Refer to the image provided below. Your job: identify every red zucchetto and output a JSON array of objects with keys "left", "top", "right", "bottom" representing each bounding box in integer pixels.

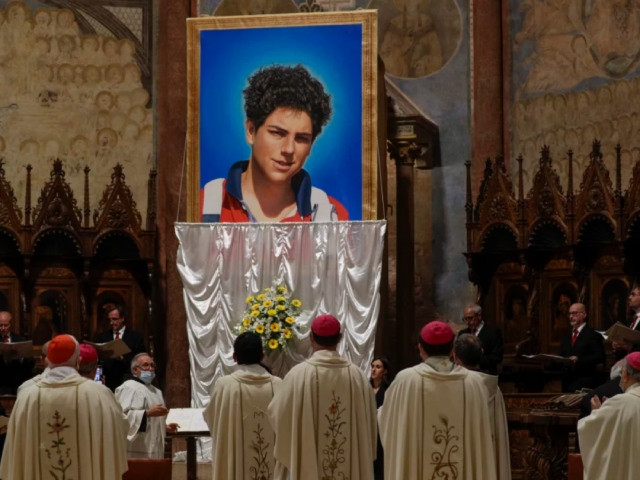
[
  {"left": 79, "top": 343, "right": 98, "bottom": 364},
  {"left": 311, "top": 314, "right": 341, "bottom": 336},
  {"left": 420, "top": 321, "right": 454, "bottom": 345},
  {"left": 626, "top": 352, "right": 640, "bottom": 370},
  {"left": 47, "top": 334, "right": 77, "bottom": 364}
]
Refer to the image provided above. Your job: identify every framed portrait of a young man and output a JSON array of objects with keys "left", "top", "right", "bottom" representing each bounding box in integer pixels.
[{"left": 186, "top": 11, "right": 378, "bottom": 222}]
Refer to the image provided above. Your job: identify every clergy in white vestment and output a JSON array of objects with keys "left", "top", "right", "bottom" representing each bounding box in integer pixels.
[
  {"left": 453, "top": 333, "right": 512, "bottom": 480},
  {"left": 268, "top": 314, "right": 377, "bottom": 480},
  {"left": 0, "top": 334, "right": 129, "bottom": 480},
  {"left": 203, "top": 331, "right": 282, "bottom": 480},
  {"left": 379, "top": 321, "right": 498, "bottom": 480},
  {"left": 578, "top": 351, "right": 640, "bottom": 480},
  {"left": 115, "top": 352, "right": 178, "bottom": 458}
]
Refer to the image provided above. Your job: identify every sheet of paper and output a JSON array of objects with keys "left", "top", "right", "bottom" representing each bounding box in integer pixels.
[
  {"left": 0, "top": 341, "right": 34, "bottom": 360},
  {"left": 604, "top": 322, "right": 640, "bottom": 344},
  {"left": 166, "top": 408, "right": 209, "bottom": 433},
  {"left": 521, "top": 353, "right": 573, "bottom": 364},
  {"left": 84, "top": 339, "right": 131, "bottom": 359}
]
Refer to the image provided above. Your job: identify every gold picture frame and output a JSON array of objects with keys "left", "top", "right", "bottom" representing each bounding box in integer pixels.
[{"left": 186, "top": 11, "right": 378, "bottom": 222}]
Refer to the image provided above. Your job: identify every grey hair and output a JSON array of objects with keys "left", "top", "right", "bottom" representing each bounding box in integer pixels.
[
  {"left": 454, "top": 333, "right": 482, "bottom": 368},
  {"left": 130, "top": 352, "right": 152, "bottom": 374},
  {"left": 465, "top": 304, "right": 482, "bottom": 315},
  {"left": 623, "top": 359, "right": 640, "bottom": 383}
]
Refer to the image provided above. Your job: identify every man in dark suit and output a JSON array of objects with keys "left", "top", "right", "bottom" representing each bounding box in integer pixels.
[
  {"left": 95, "top": 304, "right": 146, "bottom": 391},
  {"left": 612, "top": 286, "right": 640, "bottom": 358},
  {"left": 581, "top": 288, "right": 640, "bottom": 414},
  {"left": 0, "top": 311, "right": 35, "bottom": 394},
  {"left": 559, "top": 302, "right": 605, "bottom": 392},
  {"left": 460, "top": 304, "right": 504, "bottom": 375}
]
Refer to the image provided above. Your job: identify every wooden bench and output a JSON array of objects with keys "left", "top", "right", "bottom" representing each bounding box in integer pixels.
[
  {"left": 122, "top": 458, "right": 172, "bottom": 480},
  {"left": 568, "top": 453, "right": 584, "bottom": 480}
]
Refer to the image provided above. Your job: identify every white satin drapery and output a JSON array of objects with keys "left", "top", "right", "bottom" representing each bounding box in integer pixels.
[{"left": 175, "top": 220, "right": 387, "bottom": 408}]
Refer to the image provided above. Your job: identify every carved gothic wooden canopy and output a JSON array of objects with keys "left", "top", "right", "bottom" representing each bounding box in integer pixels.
[
  {"left": 0, "top": 158, "right": 156, "bottom": 271},
  {"left": 465, "top": 140, "right": 640, "bottom": 284}
]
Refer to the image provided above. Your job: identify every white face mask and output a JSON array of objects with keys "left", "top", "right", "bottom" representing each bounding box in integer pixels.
[{"left": 139, "top": 370, "right": 155, "bottom": 384}]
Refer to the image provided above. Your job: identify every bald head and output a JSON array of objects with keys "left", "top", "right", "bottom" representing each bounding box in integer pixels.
[
  {"left": 569, "top": 303, "right": 587, "bottom": 329},
  {"left": 0, "top": 311, "right": 12, "bottom": 338}
]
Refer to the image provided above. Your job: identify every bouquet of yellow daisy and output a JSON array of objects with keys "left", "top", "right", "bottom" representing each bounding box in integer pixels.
[{"left": 236, "top": 285, "right": 303, "bottom": 352}]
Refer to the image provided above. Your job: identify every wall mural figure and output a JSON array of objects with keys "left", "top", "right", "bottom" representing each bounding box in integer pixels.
[
  {"left": 601, "top": 279, "right": 629, "bottom": 330},
  {"left": 376, "top": 0, "right": 461, "bottom": 78},
  {"left": 551, "top": 284, "right": 577, "bottom": 342},
  {"left": 504, "top": 285, "right": 529, "bottom": 346},
  {"left": 511, "top": 0, "right": 640, "bottom": 196},
  {"left": 0, "top": 1, "right": 153, "bottom": 220},
  {"left": 213, "top": 0, "right": 298, "bottom": 15}
]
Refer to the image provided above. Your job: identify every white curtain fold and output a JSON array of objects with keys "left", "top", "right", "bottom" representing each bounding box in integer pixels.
[{"left": 175, "top": 221, "right": 387, "bottom": 408}]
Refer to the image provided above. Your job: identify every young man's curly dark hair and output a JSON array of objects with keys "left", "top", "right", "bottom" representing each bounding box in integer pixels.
[{"left": 243, "top": 64, "right": 332, "bottom": 139}]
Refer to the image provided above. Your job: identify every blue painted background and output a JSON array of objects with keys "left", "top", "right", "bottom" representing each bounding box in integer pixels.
[{"left": 199, "top": 24, "right": 364, "bottom": 220}]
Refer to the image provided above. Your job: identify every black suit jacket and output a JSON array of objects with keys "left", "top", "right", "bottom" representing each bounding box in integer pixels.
[
  {"left": 0, "top": 332, "right": 34, "bottom": 394},
  {"left": 559, "top": 324, "right": 605, "bottom": 392},
  {"left": 459, "top": 323, "right": 504, "bottom": 375},
  {"left": 96, "top": 328, "right": 146, "bottom": 391}
]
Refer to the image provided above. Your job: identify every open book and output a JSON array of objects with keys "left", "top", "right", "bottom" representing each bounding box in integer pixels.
[
  {"left": 166, "top": 408, "right": 209, "bottom": 433},
  {"left": 521, "top": 353, "right": 574, "bottom": 364},
  {"left": 83, "top": 339, "right": 131, "bottom": 359},
  {"left": 604, "top": 322, "right": 640, "bottom": 344},
  {"left": 0, "top": 340, "right": 34, "bottom": 360}
]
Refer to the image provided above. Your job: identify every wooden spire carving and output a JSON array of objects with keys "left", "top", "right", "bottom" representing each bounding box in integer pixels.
[
  {"left": 0, "top": 157, "right": 23, "bottom": 235},
  {"left": 93, "top": 164, "right": 142, "bottom": 233},
  {"left": 31, "top": 159, "right": 82, "bottom": 232}
]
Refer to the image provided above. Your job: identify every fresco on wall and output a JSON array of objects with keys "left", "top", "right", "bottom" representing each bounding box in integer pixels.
[
  {"left": 510, "top": 0, "right": 640, "bottom": 193},
  {"left": 0, "top": 1, "right": 153, "bottom": 220},
  {"left": 375, "top": 0, "right": 461, "bottom": 78},
  {"left": 213, "top": 0, "right": 298, "bottom": 15}
]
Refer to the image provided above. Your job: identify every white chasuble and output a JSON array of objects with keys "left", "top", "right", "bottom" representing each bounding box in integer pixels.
[
  {"left": 470, "top": 371, "right": 512, "bottom": 480},
  {"left": 203, "top": 364, "right": 282, "bottom": 480},
  {"left": 578, "top": 383, "right": 640, "bottom": 480},
  {"left": 0, "top": 370, "right": 129, "bottom": 480},
  {"left": 115, "top": 379, "right": 167, "bottom": 458},
  {"left": 268, "top": 350, "right": 377, "bottom": 480},
  {"left": 379, "top": 360, "right": 497, "bottom": 480}
]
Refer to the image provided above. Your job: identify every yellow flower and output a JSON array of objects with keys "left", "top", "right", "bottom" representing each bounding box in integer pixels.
[
  {"left": 242, "top": 318, "right": 251, "bottom": 327},
  {"left": 257, "top": 293, "right": 266, "bottom": 301},
  {"left": 239, "top": 326, "right": 246, "bottom": 333},
  {"left": 270, "top": 322, "right": 280, "bottom": 332},
  {"left": 251, "top": 310, "right": 260, "bottom": 318},
  {"left": 283, "top": 328, "right": 292, "bottom": 339},
  {"left": 245, "top": 296, "right": 254, "bottom": 303},
  {"left": 255, "top": 324, "right": 265, "bottom": 334},
  {"left": 277, "top": 305, "right": 286, "bottom": 311},
  {"left": 276, "top": 296, "right": 286, "bottom": 302},
  {"left": 277, "top": 286, "right": 287, "bottom": 293},
  {"left": 291, "top": 299, "right": 302, "bottom": 307},
  {"left": 263, "top": 300, "right": 273, "bottom": 308},
  {"left": 267, "top": 309, "right": 277, "bottom": 317},
  {"left": 251, "top": 303, "right": 260, "bottom": 311},
  {"left": 285, "top": 316, "right": 295, "bottom": 325},
  {"left": 268, "top": 339, "right": 279, "bottom": 350}
]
